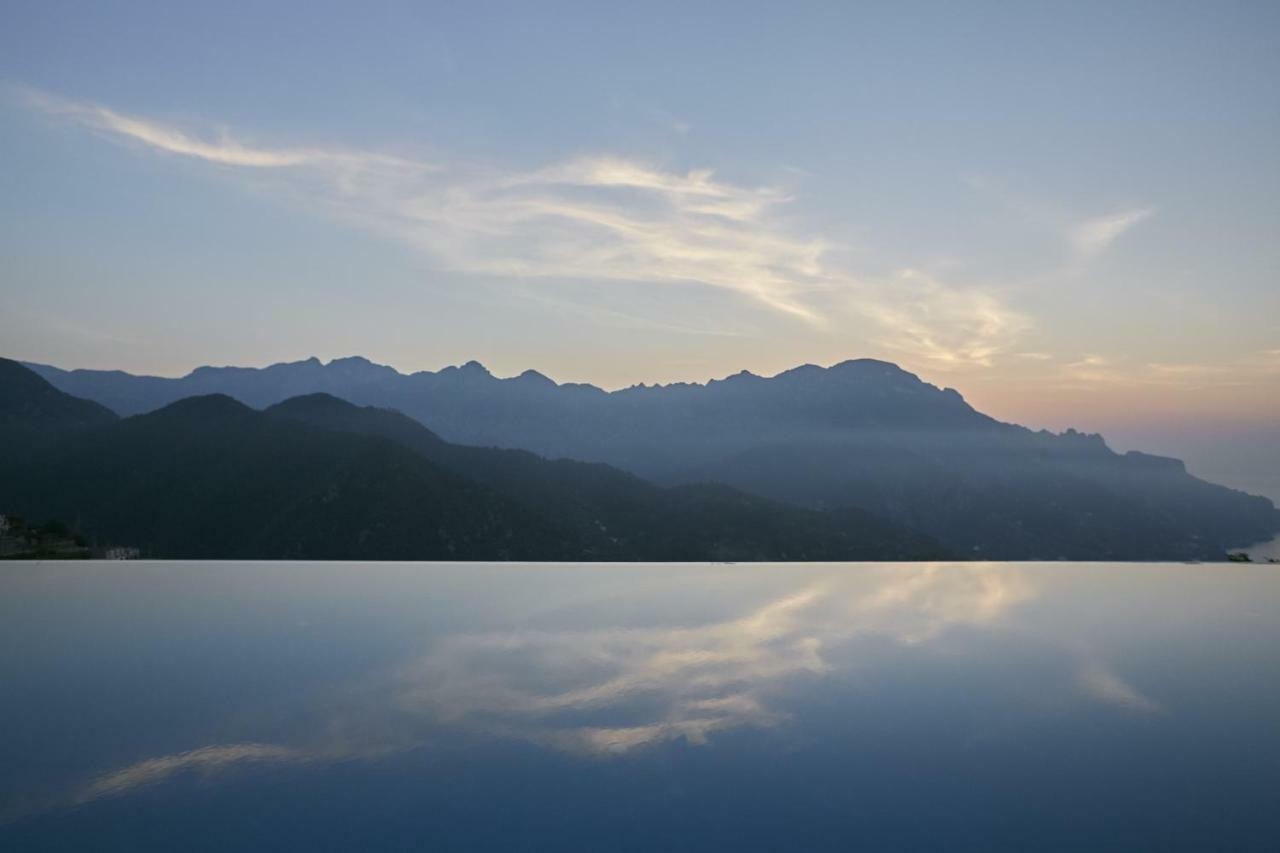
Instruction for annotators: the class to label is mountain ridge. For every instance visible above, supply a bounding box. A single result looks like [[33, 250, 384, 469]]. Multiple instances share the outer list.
[[17, 354, 1280, 559], [0, 360, 944, 561], [23, 355, 981, 409]]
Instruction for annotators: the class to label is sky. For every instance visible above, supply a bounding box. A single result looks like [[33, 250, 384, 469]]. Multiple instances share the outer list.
[[1, 2, 1277, 495]]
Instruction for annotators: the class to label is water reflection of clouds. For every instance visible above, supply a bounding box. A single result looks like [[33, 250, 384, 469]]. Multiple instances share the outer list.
[[74, 744, 310, 804], [1074, 660, 1164, 714], [394, 585, 829, 753], [12, 564, 1169, 816], [391, 566, 1037, 753]]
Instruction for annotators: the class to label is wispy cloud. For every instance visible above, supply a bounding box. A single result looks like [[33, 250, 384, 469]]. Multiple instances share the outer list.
[[19, 87, 428, 174], [1145, 362, 1230, 380], [1051, 351, 1280, 391], [861, 269, 1033, 369], [21, 87, 1031, 366], [1255, 349, 1280, 373], [965, 174, 1155, 263], [395, 154, 830, 322], [1060, 355, 1137, 387], [1068, 207, 1154, 258]]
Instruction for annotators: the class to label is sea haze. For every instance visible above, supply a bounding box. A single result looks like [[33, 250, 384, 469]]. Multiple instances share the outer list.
[[2, 561, 1279, 851]]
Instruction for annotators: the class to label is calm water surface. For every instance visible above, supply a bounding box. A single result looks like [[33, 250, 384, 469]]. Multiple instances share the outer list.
[[2, 561, 1278, 851]]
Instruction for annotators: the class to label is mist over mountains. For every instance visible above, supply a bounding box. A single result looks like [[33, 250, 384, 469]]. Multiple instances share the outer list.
[[17, 355, 1280, 560], [0, 359, 942, 561]]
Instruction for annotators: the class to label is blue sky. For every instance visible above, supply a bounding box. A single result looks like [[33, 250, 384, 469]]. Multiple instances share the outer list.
[[2, 1, 1278, 456]]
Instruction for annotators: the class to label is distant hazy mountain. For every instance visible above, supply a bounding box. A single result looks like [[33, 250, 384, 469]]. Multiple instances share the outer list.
[[265, 392, 941, 561], [25, 354, 1279, 560], [0, 360, 942, 561]]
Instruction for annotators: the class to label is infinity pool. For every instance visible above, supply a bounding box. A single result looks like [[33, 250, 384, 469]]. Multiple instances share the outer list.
[[2, 561, 1277, 850]]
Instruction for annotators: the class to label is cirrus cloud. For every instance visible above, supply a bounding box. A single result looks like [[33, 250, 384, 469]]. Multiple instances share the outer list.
[[18, 86, 1032, 367], [1069, 207, 1155, 258]]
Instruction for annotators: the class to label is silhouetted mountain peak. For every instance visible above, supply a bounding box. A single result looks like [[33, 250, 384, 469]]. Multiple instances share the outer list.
[[768, 359, 923, 387], [0, 357, 118, 430], [435, 360, 494, 382], [775, 363, 824, 380], [269, 392, 360, 415], [325, 356, 400, 377], [560, 382, 608, 395], [273, 357, 323, 374], [2, 357, 61, 396], [267, 392, 449, 451], [328, 355, 373, 368], [1059, 427, 1110, 448], [512, 369, 555, 387], [144, 393, 254, 423], [801, 359, 928, 389], [829, 357, 908, 373]]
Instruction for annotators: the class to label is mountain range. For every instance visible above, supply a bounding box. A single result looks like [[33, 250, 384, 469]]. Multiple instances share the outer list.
[[20, 354, 1279, 560], [0, 358, 941, 561]]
